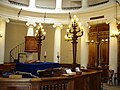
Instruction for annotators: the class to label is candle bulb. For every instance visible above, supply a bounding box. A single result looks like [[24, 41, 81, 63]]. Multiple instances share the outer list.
[[57, 52, 59, 56], [67, 29, 69, 33], [57, 52, 60, 63], [74, 15, 76, 19], [44, 51, 47, 62], [44, 51, 46, 56]]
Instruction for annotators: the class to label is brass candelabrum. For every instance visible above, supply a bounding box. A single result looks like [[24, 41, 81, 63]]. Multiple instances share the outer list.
[[65, 15, 83, 71], [35, 23, 46, 61]]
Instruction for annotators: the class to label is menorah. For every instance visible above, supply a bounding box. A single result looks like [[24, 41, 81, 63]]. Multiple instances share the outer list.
[[35, 23, 46, 61], [65, 15, 83, 71]]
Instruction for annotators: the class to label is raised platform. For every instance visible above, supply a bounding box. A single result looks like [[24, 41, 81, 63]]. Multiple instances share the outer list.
[[0, 70, 101, 90], [14, 62, 61, 77]]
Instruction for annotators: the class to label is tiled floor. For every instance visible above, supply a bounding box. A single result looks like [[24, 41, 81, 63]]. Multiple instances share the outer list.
[[103, 83, 120, 90]]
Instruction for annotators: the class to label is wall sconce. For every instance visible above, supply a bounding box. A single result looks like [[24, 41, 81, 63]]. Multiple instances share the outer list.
[[111, 0, 120, 38], [53, 24, 63, 29], [86, 39, 94, 43], [111, 29, 120, 38]]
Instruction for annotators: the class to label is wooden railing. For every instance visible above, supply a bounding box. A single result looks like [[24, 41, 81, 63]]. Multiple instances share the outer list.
[[38, 79, 68, 90], [10, 42, 25, 63], [40, 84, 67, 90], [0, 70, 102, 90]]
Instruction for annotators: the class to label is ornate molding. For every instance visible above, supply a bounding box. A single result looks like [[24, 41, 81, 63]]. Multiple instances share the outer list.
[[0, 16, 10, 23], [0, 0, 116, 24]]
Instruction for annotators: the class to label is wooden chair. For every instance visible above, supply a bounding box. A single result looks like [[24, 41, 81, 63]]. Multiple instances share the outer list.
[[107, 70, 114, 85], [101, 69, 114, 85], [114, 73, 120, 85]]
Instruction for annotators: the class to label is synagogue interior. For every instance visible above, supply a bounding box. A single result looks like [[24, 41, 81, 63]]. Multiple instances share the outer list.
[[0, 0, 120, 90]]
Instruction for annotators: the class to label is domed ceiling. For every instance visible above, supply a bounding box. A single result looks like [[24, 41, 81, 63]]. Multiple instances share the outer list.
[[0, 0, 118, 24]]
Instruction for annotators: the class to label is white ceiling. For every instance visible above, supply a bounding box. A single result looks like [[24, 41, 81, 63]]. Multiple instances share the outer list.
[[0, 0, 119, 25]]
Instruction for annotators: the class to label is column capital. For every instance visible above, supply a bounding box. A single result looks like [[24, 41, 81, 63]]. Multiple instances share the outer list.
[[26, 22, 36, 27], [109, 18, 120, 25], [81, 22, 89, 27], [0, 17, 10, 23], [53, 23, 63, 29]]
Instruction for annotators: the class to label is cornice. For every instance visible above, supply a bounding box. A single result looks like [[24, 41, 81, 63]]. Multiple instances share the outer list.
[[0, 0, 116, 24]]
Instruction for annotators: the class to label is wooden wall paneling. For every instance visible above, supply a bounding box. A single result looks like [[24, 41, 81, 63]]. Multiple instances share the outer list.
[[0, 83, 31, 90], [117, 37, 120, 82], [118, 37, 120, 67], [88, 23, 109, 67], [98, 31, 109, 66], [100, 39, 109, 65], [89, 25, 97, 32], [88, 32, 97, 67], [88, 42, 96, 66]]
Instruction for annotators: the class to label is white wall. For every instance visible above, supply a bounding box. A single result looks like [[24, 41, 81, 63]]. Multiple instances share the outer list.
[[0, 19, 6, 64], [5, 21, 27, 62]]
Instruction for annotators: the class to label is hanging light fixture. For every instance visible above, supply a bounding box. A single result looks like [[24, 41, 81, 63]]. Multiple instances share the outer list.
[[111, 0, 120, 38]]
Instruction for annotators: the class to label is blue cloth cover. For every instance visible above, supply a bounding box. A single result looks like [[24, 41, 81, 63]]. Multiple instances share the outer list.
[[14, 62, 61, 76]]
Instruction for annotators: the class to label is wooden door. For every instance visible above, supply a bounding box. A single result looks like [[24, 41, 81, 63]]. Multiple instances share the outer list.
[[88, 23, 109, 67], [117, 36, 120, 81], [88, 42, 96, 66], [99, 38, 109, 66]]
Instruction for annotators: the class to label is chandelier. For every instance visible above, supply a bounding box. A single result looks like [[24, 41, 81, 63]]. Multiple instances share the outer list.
[[65, 15, 83, 71], [111, 0, 120, 38], [35, 23, 46, 61]]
